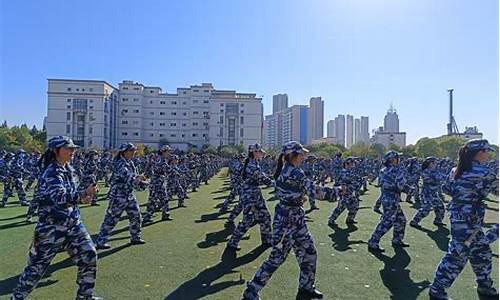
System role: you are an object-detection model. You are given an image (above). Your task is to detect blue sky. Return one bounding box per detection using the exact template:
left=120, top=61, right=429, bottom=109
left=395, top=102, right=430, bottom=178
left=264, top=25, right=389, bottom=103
left=1, top=0, right=498, bottom=144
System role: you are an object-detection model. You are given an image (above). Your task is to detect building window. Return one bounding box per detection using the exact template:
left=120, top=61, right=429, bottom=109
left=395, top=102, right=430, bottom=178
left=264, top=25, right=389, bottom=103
left=123, top=87, right=129, bottom=90
left=122, top=98, right=128, bottom=102
left=150, top=100, right=153, bottom=104
left=170, top=123, right=177, bottom=127
left=67, top=99, right=71, bottom=102
left=134, top=87, right=140, bottom=90
left=122, top=120, right=128, bottom=124
left=150, top=122, right=154, bottom=126
left=240, top=116, right=244, bottom=125
left=133, top=98, right=139, bottom=102
left=132, top=120, right=139, bottom=125
left=204, top=90, right=210, bottom=93
left=160, top=101, right=166, bottom=104
left=193, top=100, right=199, bottom=104
left=150, top=112, right=154, bottom=115
left=76, top=88, right=79, bottom=91
left=171, top=112, right=177, bottom=116
left=150, top=133, right=154, bottom=137
left=89, top=88, right=93, bottom=92
left=182, top=112, right=187, bottom=116
left=182, top=91, right=187, bottom=95
left=89, top=106, right=93, bottom=109
left=181, top=134, right=185, bottom=138
left=66, top=112, right=71, bottom=121
left=240, top=128, right=244, bottom=137
left=66, top=124, right=71, bottom=134
left=122, top=132, right=128, bottom=136
left=240, top=110, right=244, bottom=113
left=170, top=134, right=176, bottom=137
left=203, top=111, right=209, bottom=115
left=193, top=111, right=199, bottom=115
left=159, top=134, right=164, bottom=137
left=150, top=90, right=154, bottom=93
left=89, top=100, right=93, bottom=103
left=203, top=100, right=209, bottom=104
left=193, top=89, right=199, bottom=92
left=82, top=88, right=85, bottom=92
left=182, top=101, right=187, bottom=105
left=122, top=109, right=128, bottom=113
left=67, top=105, right=71, bottom=109
left=220, top=109, right=224, bottom=113
left=160, top=112, right=165, bottom=116
left=220, top=103, right=224, bottom=107
left=89, top=127, right=93, bottom=134
left=67, top=88, right=71, bottom=91
left=193, top=122, right=198, bottom=126
left=171, top=101, right=177, bottom=105
left=219, top=116, right=223, bottom=124
left=133, top=109, right=139, bottom=113
left=160, top=123, right=165, bottom=126
left=192, top=133, right=198, bottom=137
left=203, top=122, right=208, bottom=126
left=240, top=103, right=244, bottom=107
left=182, top=123, right=187, bottom=127
left=133, top=132, right=139, bottom=136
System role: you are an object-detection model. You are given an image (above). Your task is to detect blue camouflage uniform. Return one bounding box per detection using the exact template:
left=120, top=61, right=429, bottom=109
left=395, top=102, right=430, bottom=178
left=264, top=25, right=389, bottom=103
left=410, top=157, right=447, bottom=226
left=243, top=141, right=333, bottom=300
left=143, top=151, right=171, bottom=222
left=429, top=139, right=499, bottom=299
left=328, top=157, right=359, bottom=225
left=227, top=144, right=274, bottom=249
left=11, top=136, right=98, bottom=300
left=96, top=144, right=147, bottom=247
left=368, top=151, right=408, bottom=249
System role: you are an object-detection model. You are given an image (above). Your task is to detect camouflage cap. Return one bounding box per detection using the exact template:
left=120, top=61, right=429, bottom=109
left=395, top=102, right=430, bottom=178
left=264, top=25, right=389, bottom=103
left=118, top=143, right=137, bottom=152
left=248, top=143, right=265, bottom=153
left=424, top=156, right=438, bottom=163
left=281, top=141, right=309, bottom=156
left=465, top=139, right=495, bottom=152
left=48, top=136, right=80, bottom=150
left=383, top=150, right=402, bottom=162
left=159, top=145, right=171, bottom=152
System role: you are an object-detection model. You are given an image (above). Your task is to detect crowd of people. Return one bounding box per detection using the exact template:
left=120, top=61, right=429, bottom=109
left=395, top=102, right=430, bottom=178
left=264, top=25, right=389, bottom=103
left=0, top=136, right=498, bottom=300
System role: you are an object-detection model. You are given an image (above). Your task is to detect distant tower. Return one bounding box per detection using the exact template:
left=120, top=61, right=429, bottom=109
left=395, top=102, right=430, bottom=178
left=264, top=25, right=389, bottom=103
left=446, top=89, right=459, bottom=135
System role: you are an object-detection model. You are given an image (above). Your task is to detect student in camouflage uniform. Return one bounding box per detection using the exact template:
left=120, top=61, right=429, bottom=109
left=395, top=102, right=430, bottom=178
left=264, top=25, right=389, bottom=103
left=0, top=152, right=14, bottom=206
left=404, top=157, right=421, bottom=204
left=95, top=143, right=148, bottom=250
left=79, top=150, right=100, bottom=206
left=242, top=141, right=334, bottom=300
left=226, top=143, right=274, bottom=251
left=429, top=139, right=499, bottom=300
left=2, top=150, right=29, bottom=207
left=11, top=136, right=101, bottom=300
left=367, top=150, right=409, bottom=252
left=220, top=154, right=245, bottom=213
left=143, top=146, right=173, bottom=223
left=328, top=157, right=359, bottom=227
left=410, top=157, right=447, bottom=228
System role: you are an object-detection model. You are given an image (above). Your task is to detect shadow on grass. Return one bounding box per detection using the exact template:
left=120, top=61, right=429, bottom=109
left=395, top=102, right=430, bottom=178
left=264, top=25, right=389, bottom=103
left=197, top=227, right=233, bottom=249
left=412, top=225, right=450, bottom=252
left=0, top=213, right=27, bottom=221
left=195, top=212, right=227, bottom=224
left=328, top=223, right=365, bottom=251
left=163, top=245, right=268, bottom=300
left=0, top=220, right=33, bottom=230
left=370, top=247, right=430, bottom=300
left=0, top=243, right=131, bottom=297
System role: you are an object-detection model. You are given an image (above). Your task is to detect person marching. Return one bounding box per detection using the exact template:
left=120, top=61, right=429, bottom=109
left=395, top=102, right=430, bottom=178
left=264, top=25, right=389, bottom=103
left=429, top=139, right=499, bottom=300
left=226, top=143, right=274, bottom=251
left=242, top=141, right=334, bottom=300
left=11, top=136, right=101, bottom=300
left=95, top=143, right=148, bottom=250
left=367, top=150, right=409, bottom=252
left=409, top=157, right=447, bottom=228
left=327, top=156, right=359, bottom=227
left=143, top=145, right=173, bottom=223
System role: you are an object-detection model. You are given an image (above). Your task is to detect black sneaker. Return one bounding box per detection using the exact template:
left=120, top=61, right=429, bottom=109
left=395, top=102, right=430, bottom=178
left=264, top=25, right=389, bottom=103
left=142, top=218, right=153, bottom=224
left=131, top=239, right=146, bottom=245
left=96, top=243, right=111, bottom=250
left=409, top=222, right=421, bottom=229
left=162, top=216, right=173, bottom=221
left=226, top=244, right=241, bottom=251
left=327, top=221, right=337, bottom=229
left=477, top=286, right=499, bottom=298
left=433, top=222, right=446, bottom=226
left=429, top=291, right=451, bottom=300
left=91, top=202, right=101, bottom=206
left=346, top=220, right=358, bottom=224
left=296, top=287, right=324, bottom=299
left=373, top=208, right=382, bottom=214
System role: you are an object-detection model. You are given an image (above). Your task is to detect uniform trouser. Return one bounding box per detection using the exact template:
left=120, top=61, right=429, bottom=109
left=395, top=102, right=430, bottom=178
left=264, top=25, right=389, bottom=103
left=368, top=197, right=406, bottom=246
left=430, top=224, right=493, bottom=295
left=227, top=201, right=243, bottom=223
left=3, top=178, right=27, bottom=204
left=405, top=183, right=420, bottom=202
left=26, top=189, right=41, bottom=219
left=144, top=186, right=169, bottom=220
left=328, top=195, right=358, bottom=222
left=12, top=222, right=97, bottom=300
left=221, top=185, right=240, bottom=211
left=411, top=190, right=444, bottom=225
left=96, top=195, right=142, bottom=245
left=228, top=197, right=272, bottom=247
left=245, top=205, right=317, bottom=296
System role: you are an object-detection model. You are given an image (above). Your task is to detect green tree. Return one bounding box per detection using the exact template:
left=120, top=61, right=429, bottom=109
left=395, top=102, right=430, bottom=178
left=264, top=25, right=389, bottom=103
left=438, top=136, right=465, bottom=159
left=415, top=137, right=441, bottom=157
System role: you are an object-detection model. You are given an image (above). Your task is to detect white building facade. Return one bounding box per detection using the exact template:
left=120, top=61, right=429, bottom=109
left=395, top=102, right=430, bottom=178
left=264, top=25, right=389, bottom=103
left=47, top=79, right=263, bottom=150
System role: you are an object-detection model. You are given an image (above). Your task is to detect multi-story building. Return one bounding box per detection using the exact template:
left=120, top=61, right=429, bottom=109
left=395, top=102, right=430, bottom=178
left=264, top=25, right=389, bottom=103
left=354, top=118, right=361, bottom=144
left=334, top=114, right=346, bottom=147
left=346, top=114, right=354, bottom=148
left=327, top=120, right=336, bottom=138
left=371, top=105, right=406, bottom=148
left=307, top=97, right=324, bottom=144
left=272, top=94, right=288, bottom=114
left=47, top=79, right=263, bottom=150
left=360, top=116, right=370, bottom=144
left=263, top=104, right=308, bottom=148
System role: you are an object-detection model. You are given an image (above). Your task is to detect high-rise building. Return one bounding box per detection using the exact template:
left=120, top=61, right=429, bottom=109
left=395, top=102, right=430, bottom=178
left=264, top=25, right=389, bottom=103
left=47, top=79, right=263, bottom=150
left=307, top=97, right=324, bottom=144
left=273, top=94, right=288, bottom=114
left=289, top=105, right=309, bottom=145
left=354, top=118, right=361, bottom=144
left=327, top=120, right=336, bottom=138
left=346, top=114, right=354, bottom=148
left=383, top=104, right=399, bottom=132
left=334, top=114, right=345, bottom=147
left=360, top=116, right=369, bottom=143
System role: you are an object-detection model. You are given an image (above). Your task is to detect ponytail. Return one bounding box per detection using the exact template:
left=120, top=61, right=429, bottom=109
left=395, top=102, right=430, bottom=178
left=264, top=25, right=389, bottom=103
left=41, top=149, right=57, bottom=172
left=273, top=153, right=285, bottom=180
left=454, top=146, right=480, bottom=179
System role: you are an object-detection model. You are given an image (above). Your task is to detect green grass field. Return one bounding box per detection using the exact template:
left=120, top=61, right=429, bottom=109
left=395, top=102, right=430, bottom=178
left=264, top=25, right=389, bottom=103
left=0, top=169, right=498, bottom=300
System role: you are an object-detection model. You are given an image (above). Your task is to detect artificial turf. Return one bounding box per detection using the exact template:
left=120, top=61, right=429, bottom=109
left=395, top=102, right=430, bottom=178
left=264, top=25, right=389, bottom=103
left=0, top=169, right=498, bottom=300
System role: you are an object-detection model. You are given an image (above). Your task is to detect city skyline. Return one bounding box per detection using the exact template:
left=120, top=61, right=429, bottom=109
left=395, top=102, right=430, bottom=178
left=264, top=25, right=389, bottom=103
left=1, top=0, right=498, bottom=145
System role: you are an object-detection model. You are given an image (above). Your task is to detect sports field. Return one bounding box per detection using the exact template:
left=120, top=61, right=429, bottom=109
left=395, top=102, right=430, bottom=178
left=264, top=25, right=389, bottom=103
left=0, top=169, right=498, bottom=300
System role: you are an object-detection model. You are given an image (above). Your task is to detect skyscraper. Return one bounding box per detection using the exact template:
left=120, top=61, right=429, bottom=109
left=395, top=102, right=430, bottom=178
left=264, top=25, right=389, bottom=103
left=354, top=118, right=361, bottom=144
left=346, top=114, right=354, bottom=148
left=327, top=120, right=336, bottom=138
left=360, top=116, right=369, bottom=143
left=334, top=114, right=345, bottom=147
left=307, top=97, right=324, bottom=144
left=272, top=94, right=288, bottom=114
left=383, top=104, right=399, bottom=132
